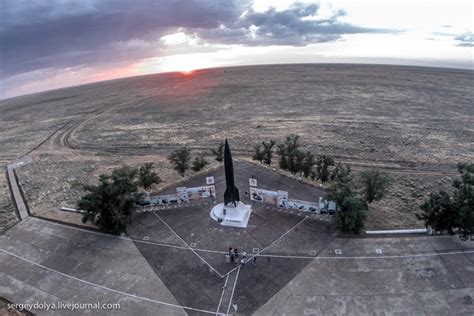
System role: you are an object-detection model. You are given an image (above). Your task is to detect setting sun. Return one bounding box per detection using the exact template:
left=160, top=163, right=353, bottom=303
left=180, top=70, right=194, bottom=75
left=134, top=51, right=228, bottom=76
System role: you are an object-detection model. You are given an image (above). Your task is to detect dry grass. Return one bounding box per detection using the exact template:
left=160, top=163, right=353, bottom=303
left=1, top=64, right=472, bottom=230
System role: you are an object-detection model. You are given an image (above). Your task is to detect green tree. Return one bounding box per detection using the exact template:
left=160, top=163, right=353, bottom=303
left=419, top=191, right=457, bottom=234
left=301, top=151, right=316, bottom=178
left=418, top=163, right=474, bottom=239
left=454, top=163, right=474, bottom=238
left=359, top=169, right=392, bottom=203
left=137, top=163, right=161, bottom=191
left=191, top=154, right=209, bottom=172
left=262, top=140, right=276, bottom=165
left=78, top=166, right=138, bottom=235
left=277, top=134, right=303, bottom=173
left=335, top=196, right=368, bottom=235
left=316, top=155, right=335, bottom=183
left=168, top=147, right=191, bottom=176
left=295, top=150, right=305, bottom=175
left=326, top=165, right=368, bottom=234
left=326, top=164, right=353, bottom=206
left=252, top=143, right=265, bottom=163
left=211, top=142, right=224, bottom=162
left=330, top=162, right=343, bottom=181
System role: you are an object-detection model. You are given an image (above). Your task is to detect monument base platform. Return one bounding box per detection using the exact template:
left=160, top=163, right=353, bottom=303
left=210, top=201, right=252, bottom=228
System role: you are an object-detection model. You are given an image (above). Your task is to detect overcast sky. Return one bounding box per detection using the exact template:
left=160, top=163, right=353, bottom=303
left=1, top=0, right=473, bottom=99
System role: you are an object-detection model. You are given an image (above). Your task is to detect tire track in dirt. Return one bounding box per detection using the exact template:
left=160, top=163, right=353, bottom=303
left=52, top=106, right=118, bottom=156
left=46, top=98, right=459, bottom=177
left=66, top=139, right=457, bottom=176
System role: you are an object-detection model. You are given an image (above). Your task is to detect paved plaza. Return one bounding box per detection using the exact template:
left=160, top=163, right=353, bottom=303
left=2, top=216, right=474, bottom=315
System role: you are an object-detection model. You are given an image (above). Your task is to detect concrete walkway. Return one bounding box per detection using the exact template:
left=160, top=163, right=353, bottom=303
left=6, top=156, right=33, bottom=220
left=0, top=217, right=187, bottom=315
left=256, top=236, right=474, bottom=315
left=216, top=266, right=241, bottom=315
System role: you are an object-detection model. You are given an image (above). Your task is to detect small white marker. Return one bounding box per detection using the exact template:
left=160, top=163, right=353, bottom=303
left=375, top=248, right=383, bottom=254
left=335, top=249, right=342, bottom=255
left=309, top=250, right=317, bottom=256
left=190, top=243, right=197, bottom=248
left=253, top=248, right=259, bottom=253
left=143, top=236, right=150, bottom=241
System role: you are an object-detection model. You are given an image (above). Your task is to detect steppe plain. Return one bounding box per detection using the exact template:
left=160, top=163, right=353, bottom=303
left=1, top=64, right=474, bottom=315
left=1, top=64, right=472, bottom=231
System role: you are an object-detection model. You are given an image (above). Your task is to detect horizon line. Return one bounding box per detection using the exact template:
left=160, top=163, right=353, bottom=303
left=1, top=61, right=473, bottom=102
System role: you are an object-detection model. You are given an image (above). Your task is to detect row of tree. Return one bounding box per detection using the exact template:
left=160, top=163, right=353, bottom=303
left=168, top=147, right=209, bottom=176
left=250, top=134, right=473, bottom=238
left=251, top=134, right=337, bottom=183
left=79, top=137, right=392, bottom=235
left=78, top=137, right=472, bottom=240
left=249, top=134, right=394, bottom=234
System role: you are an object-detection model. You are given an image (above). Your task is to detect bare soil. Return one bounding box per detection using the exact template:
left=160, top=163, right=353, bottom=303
left=0, top=64, right=472, bottom=231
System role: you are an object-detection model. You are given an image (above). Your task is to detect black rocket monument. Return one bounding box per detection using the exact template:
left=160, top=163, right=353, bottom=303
left=210, top=139, right=252, bottom=228
left=223, top=139, right=240, bottom=207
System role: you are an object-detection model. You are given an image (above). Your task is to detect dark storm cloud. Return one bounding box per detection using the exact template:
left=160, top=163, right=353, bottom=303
left=0, top=0, right=251, bottom=76
left=0, top=0, right=391, bottom=77
left=454, top=32, right=473, bottom=47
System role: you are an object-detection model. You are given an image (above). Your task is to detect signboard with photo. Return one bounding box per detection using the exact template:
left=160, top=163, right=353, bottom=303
left=287, top=198, right=319, bottom=213
left=176, top=187, right=189, bottom=203
left=250, top=187, right=278, bottom=205
left=200, top=185, right=216, bottom=198
left=277, top=190, right=289, bottom=209
left=150, top=194, right=180, bottom=206
left=206, top=176, right=215, bottom=185
left=249, top=178, right=257, bottom=187
left=187, top=185, right=216, bottom=200
left=262, top=189, right=278, bottom=205
left=187, top=187, right=203, bottom=200
left=250, top=187, right=263, bottom=202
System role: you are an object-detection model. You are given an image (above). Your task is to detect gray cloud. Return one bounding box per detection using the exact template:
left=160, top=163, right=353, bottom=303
left=432, top=31, right=473, bottom=47
left=454, top=32, right=473, bottom=47
left=0, top=0, right=391, bottom=78
left=196, top=3, right=391, bottom=46
left=0, top=0, right=251, bottom=76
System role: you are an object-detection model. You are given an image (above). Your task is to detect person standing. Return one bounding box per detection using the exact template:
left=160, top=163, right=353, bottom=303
left=252, top=256, right=257, bottom=266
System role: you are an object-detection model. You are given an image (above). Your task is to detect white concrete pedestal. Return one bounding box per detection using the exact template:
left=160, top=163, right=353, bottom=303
left=210, top=201, right=252, bottom=228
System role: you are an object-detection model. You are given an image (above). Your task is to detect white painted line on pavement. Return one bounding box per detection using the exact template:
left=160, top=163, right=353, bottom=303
left=215, top=273, right=230, bottom=315
left=251, top=249, right=474, bottom=260
left=226, top=266, right=241, bottom=315
left=152, top=212, right=224, bottom=278
left=225, top=216, right=309, bottom=276
left=366, top=228, right=427, bottom=234
left=28, top=216, right=226, bottom=255
left=26, top=216, right=474, bottom=262
left=0, top=248, right=221, bottom=315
